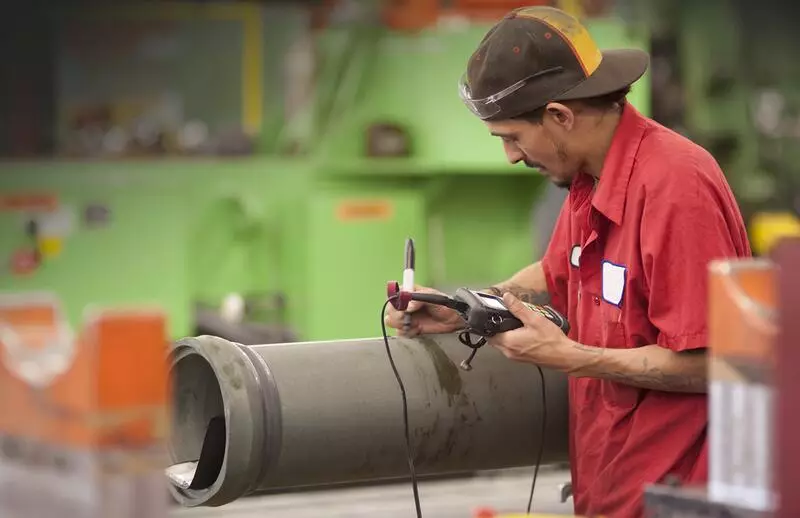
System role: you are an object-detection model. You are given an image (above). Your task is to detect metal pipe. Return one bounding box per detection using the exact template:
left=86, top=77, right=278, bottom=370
left=167, top=334, right=570, bottom=507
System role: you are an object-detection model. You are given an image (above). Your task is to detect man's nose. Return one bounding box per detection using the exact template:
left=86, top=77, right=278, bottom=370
left=504, top=146, right=525, bottom=165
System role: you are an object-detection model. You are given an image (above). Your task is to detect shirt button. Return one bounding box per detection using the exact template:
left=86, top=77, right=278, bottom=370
left=593, top=296, right=600, bottom=305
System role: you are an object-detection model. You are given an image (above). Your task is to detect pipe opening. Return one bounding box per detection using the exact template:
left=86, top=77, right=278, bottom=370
left=167, top=353, right=226, bottom=492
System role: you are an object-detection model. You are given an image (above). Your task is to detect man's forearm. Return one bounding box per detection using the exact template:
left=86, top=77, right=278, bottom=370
left=484, top=261, right=551, bottom=305
left=562, top=342, right=708, bottom=393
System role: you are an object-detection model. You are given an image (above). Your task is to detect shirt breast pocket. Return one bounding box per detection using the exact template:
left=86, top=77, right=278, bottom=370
left=599, top=259, right=629, bottom=349
left=595, top=301, right=638, bottom=412
left=599, top=301, right=628, bottom=349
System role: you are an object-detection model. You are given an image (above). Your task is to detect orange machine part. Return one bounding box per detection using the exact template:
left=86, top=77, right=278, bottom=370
left=383, top=0, right=438, bottom=31
left=708, top=259, right=777, bottom=363
left=383, top=0, right=554, bottom=31
left=0, top=302, right=168, bottom=449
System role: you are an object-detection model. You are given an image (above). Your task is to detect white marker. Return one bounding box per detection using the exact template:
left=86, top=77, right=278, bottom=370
left=402, top=238, right=415, bottom=332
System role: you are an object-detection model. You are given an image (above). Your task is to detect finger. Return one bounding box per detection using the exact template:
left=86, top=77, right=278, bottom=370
left=384, top=311, right=421, bottom=333
left=398, top=322, right=422, bottom=337
left=387, top=304, right=414, bottom=322
left=384, top=311, right=404, bottom=329
left=405, top=284, right=437, bottom=313
left=488, top=338, right=515, bottom=359
left=501, top=292, right=536, bottom=325
left=403, top=326, right=422, bottom=338
left=487, top=334, right=507, bottom=350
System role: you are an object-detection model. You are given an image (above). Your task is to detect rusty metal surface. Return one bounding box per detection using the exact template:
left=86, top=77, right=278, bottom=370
left=168, top=334, right=570, bottom=507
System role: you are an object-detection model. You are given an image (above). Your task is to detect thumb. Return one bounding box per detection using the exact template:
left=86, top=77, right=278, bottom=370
left=502, top=292, right=536, bottom=325
left=406, top=300, right=424, bottom=312
left=405, top=286, right=429, bottom=313
left=405, top=285, right=433, bottom=313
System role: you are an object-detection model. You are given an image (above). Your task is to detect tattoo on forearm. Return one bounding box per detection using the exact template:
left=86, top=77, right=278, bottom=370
left=604, top=355, right=706, bottom=393
left=487, top=283, right=551, bottom=305
left=574, top=345, right=707, bottom=393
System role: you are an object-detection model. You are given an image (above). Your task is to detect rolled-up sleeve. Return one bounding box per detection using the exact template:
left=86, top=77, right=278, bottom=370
left=640, top=162, right=748, bottom=352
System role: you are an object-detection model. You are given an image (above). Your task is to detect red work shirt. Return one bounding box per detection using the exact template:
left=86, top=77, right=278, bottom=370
left=541, top=103, right=751, bottom=517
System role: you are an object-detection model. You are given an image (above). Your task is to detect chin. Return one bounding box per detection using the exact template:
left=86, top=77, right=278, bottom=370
left=552, top=178, right=573, bottom=189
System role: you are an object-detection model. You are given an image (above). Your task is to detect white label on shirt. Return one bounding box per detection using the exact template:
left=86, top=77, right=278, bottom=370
left=601, top=260, right=626, bottom=306
left=569, top=245, right=582, bottom=267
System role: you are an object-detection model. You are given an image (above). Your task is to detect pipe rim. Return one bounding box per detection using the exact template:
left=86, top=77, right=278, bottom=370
left=167, top=335, right=275, bottom=507
left=238, top=342, right=283, bottom=486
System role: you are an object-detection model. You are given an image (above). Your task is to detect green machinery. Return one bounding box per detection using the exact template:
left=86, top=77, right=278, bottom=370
left=645, top=0, right=800, bottom=221
left=0, top=3, right=650, bottom=342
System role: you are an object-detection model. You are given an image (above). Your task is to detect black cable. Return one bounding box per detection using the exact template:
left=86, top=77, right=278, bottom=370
left=457, top=331, right=485, bottom=370
left=526, top=364, right=547, bottom=514
left=380, top=297, right=548, bottom=517
left=453, top=328, right=548, bottom=512
left=381, top=297, right=423, bottom=518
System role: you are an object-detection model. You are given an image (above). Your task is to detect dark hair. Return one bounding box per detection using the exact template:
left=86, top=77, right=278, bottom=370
left=513, top=85, right=632, bottom=124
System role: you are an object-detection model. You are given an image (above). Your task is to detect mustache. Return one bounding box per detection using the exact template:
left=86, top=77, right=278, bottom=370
left=525, top=160, right=544, bottom=169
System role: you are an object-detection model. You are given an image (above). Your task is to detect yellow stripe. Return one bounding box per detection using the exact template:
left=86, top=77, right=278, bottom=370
left=516, top=7, right=601, bottom=76
left=241, top=5, right=264, bottom=135
left=557, top=0, right=585, bottom=19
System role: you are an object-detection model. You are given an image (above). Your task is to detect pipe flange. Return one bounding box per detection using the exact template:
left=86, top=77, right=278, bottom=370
left=167, top=335, right=276, bottom=506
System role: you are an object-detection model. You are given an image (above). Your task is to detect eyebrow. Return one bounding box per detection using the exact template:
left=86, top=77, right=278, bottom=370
left=490, top=131, right=515, bottom=139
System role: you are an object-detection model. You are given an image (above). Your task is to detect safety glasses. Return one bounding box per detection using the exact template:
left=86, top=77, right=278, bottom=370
left=458, top=66, right=563, bottom=120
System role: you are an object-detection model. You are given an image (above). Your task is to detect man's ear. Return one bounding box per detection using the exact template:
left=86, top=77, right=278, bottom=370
left=543, top=102, right=575, bottom=131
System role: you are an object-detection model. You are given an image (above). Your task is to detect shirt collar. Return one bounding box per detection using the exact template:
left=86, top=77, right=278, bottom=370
left=590, top=102, right=648, bottom=226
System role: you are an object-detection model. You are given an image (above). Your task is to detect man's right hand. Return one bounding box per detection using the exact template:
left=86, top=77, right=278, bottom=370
left=384, top=285, right=465, bottom=337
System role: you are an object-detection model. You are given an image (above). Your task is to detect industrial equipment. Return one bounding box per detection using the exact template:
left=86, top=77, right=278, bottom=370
left=0, top=295, right=170, bottom=518
left=641, top=238, right=800, bottom=518
left=5, top=0, right=800, bottom=516
left=0, top=1, right=650, bottom=345
left=165, top=333, right=570, bottom=507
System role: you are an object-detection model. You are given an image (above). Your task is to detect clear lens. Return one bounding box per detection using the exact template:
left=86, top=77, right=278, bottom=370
left=458, top=72, right=526, bottom=120
left=458, top=67, right=565, bottom=120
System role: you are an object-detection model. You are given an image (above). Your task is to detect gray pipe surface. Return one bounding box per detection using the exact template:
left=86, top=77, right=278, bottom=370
left=167, top=333, right=570, bottom=507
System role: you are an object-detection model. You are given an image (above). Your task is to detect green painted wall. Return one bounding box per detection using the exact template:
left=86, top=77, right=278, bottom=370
left=675, top=0, right=800, bottom=214
left=315, top=17, right=651, bottom=171
left=0, top=9, right=650, bottom=342
left=0, top=161, right=547, bottom=341
left=0, top=159, right=300, bottom=338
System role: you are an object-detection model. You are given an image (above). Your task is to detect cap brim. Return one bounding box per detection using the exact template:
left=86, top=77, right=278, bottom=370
left=554, top=48, right=649, bottom=101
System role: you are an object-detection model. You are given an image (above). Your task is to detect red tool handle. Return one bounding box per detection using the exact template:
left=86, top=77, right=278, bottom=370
left=387, top=281, right=412, bottom=310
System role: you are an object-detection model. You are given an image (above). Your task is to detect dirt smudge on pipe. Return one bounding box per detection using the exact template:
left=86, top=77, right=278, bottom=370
left=417, top=337, right=462, bottom=399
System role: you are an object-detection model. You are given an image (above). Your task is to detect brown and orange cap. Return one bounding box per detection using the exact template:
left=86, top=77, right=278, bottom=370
left=459, top=6, right=649, bottom=121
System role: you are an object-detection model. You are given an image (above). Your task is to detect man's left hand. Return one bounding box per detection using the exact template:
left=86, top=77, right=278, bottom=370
left=487, top=292, right=572, bottom=370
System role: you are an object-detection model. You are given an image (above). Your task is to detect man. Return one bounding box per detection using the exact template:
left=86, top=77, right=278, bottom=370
left=385, top=6, right=751, bottom=518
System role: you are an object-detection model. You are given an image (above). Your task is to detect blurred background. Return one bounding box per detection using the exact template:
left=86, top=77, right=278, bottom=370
left=1, top=0, right=799, bottom=345
left=1, top=0, right=800, bottom=517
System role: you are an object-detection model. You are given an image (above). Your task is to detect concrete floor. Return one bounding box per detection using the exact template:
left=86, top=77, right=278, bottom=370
left=172, top=467, right=575, bottom=518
